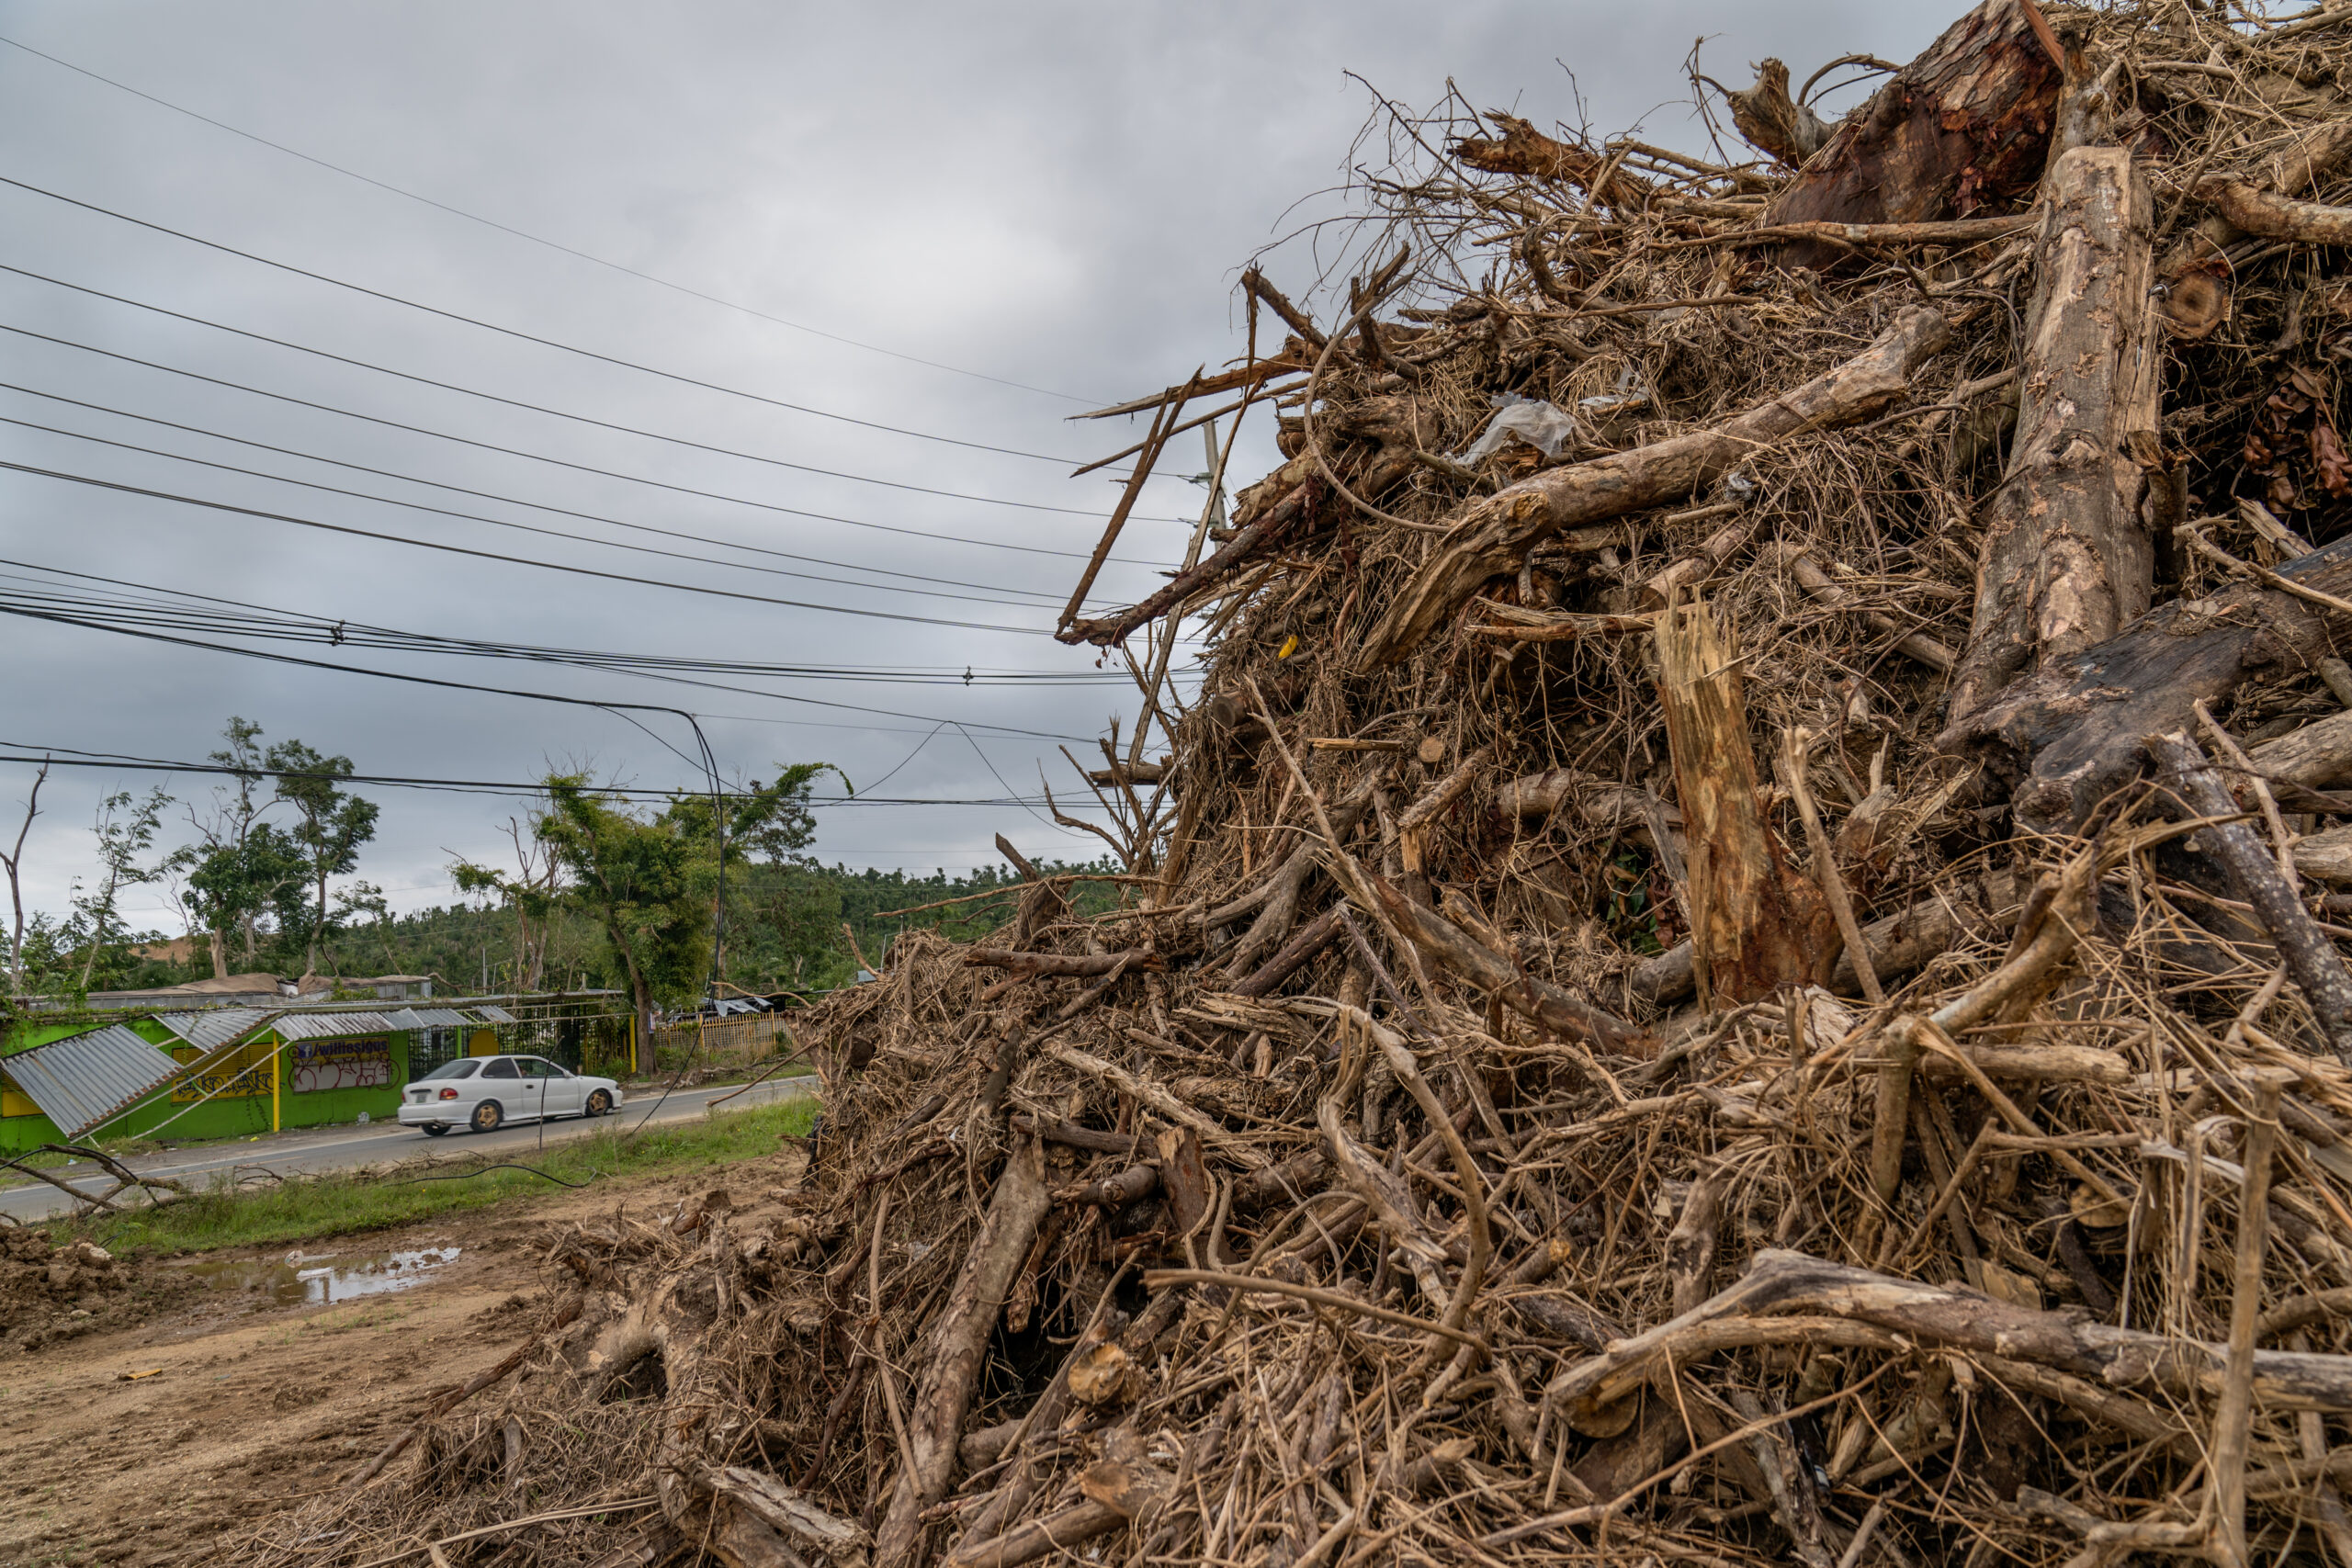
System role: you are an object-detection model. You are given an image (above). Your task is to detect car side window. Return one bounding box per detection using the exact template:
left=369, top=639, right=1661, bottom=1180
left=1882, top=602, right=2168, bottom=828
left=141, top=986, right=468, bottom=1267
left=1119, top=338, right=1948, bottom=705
left=535, top=1060, right=572, bottom=1078
left=481, top=1058, right=520, bottom=1079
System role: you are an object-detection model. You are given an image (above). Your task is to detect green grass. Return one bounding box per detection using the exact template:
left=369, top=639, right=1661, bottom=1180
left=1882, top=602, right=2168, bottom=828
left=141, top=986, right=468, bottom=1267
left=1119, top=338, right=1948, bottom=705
left=48, top=1096, right=819, bottom=1257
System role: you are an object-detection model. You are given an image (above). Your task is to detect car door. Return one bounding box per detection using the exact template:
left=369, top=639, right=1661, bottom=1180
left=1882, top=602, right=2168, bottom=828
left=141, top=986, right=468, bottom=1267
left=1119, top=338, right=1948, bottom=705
left=477, top=1055, right=521, bottom=1118
left=506, top=1056, right=554, bottom=1122
left=530, top=1059, right=583, bottom=1117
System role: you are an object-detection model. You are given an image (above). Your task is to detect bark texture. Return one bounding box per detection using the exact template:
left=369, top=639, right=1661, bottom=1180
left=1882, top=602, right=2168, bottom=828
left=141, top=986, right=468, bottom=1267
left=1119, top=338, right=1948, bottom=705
left=2151, top=731, right=2352, bottom=1066
left=875, top=1139, right=1053, bottom=1566
left=1761, top=0, right=2064, bottom=268
left=1945, top=147, right=2159, bottom=726
left=1941, top=532, right=2352, bottom=830
left=1545, top=1248, right=2352, bottom=1419
left=1358, top=305, right=1951, bottom=667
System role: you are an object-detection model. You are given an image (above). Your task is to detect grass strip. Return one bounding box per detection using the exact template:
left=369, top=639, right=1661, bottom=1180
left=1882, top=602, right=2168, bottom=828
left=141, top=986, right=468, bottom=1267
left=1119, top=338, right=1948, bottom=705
left=47, top=1097, right=819, bottom=1256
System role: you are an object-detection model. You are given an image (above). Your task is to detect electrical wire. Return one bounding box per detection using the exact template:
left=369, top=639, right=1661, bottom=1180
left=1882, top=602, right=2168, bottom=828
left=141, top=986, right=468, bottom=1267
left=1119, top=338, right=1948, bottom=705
left=0, top=596, right=1102, bottom=738
left=0, top=743, right=1096, bottom=809
left=0, top=176, right=1113, bottom=463
left=0, top=263, right=1170, bottom=516
left=0, top=379, right=1121, bottom=599
left=0, top=412, right=1101, bottom=611
left=0, top=567, right=1153, bottom=682
left=0, top=320, right=1166, bottom=561
left=0, top=35, right=1095, bottom=403
left=0, top=458, right=1069, bottom=636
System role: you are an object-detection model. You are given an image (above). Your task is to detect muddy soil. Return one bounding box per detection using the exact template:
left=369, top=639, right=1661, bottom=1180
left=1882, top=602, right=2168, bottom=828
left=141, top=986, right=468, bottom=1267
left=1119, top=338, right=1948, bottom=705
left=0, top=1150, right=805, bottom=1567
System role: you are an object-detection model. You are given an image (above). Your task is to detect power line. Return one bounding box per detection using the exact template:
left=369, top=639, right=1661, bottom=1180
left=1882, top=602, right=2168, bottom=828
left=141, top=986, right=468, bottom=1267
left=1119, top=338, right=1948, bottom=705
left=0, top=560, right=1157, bottom=684
left=0, top=319, right=1166, bottom=562
left=0, top=31, right=1096, bottom=404
left=0, top=378, right=1113, bottom=598
left=0, top=175, right=1114, bottom=462
left=0, top=412, right=1093, bottom=612
left=0, top=262, right=1166, bottom=517
left=0, top=595, right=1104, bottom=739
left=0, top=458, right=1063, bottom=637
left=0, top=743, right=1095, bottom=808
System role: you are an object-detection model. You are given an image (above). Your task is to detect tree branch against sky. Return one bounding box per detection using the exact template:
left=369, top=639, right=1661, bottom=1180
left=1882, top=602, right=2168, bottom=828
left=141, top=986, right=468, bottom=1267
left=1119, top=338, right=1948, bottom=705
left=1, top=760, right=49, bottom=992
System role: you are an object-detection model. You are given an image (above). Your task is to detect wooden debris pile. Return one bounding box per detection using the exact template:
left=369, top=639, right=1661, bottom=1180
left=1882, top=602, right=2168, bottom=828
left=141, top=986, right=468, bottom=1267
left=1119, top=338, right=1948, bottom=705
left=232, top=4, right=2352, bottom=1563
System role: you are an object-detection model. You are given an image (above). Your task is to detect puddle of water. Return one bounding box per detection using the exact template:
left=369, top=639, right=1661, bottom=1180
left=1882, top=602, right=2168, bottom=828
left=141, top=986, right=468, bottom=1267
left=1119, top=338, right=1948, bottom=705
left=184, top=1245, right=462, bottom=1306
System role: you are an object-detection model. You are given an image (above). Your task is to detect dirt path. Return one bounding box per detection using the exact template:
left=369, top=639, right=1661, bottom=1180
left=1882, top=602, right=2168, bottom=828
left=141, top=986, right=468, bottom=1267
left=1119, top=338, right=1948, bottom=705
left=0, top=1157, right=796, bottom=1567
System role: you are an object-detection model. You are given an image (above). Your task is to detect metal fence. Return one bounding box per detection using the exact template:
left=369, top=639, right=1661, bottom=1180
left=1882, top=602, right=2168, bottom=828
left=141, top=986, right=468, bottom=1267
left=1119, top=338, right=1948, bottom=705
left=647, top=1014, right=795, bottom=1074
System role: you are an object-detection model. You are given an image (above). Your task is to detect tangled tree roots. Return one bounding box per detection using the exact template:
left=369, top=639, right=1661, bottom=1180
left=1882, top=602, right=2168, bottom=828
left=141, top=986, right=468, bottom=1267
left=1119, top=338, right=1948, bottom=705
left=229, top=4, right=2352, bottom=1564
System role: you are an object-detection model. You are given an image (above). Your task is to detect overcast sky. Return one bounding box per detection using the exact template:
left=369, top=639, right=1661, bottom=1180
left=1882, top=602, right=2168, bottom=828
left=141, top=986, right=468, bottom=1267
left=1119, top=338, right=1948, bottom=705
left=0, top=0, right=1949, bottom=938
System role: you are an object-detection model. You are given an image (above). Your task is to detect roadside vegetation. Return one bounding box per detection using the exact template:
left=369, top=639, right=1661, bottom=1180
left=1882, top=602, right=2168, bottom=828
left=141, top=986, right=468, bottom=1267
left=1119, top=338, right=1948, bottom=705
left=41, top=1096, right=816, bottom=1256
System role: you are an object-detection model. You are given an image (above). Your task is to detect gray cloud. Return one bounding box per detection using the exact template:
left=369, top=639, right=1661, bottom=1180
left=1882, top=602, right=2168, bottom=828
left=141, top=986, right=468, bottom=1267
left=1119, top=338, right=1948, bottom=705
left=0, top=0, right=1942, bottom=931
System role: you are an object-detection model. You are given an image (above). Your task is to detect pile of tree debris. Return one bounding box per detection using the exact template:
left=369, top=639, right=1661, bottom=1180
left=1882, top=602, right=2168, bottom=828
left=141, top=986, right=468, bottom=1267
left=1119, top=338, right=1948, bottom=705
left=233, top=4, right=2352, bottom=1563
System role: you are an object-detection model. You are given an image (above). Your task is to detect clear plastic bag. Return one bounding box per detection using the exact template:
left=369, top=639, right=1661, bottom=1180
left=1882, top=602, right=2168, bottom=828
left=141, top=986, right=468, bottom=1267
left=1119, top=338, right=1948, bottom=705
left=1462, top=396, right=1577, bottom=461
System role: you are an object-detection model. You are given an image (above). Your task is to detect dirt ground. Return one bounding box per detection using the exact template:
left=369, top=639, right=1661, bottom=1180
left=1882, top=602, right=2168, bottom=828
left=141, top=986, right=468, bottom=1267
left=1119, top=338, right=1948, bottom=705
left=0, top=1152, right=805, bottom=1567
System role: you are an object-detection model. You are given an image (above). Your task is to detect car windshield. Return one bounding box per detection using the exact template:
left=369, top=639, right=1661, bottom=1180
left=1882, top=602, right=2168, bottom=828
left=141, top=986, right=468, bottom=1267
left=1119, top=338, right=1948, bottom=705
left=417, top=1060, right=479, bottom=1081
left=481, top=1058, right=520, bottom=1079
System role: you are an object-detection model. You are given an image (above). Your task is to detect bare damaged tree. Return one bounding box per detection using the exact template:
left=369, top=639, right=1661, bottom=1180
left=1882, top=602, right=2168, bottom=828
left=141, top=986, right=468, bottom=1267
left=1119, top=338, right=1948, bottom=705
left=1, top=759, right=47, bottom=992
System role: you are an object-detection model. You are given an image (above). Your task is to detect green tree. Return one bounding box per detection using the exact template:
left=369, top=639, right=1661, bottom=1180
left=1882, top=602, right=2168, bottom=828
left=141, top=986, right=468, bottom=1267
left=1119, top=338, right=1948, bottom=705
left=71, top=784, right=172, bottom=989
left=265, top=739, right=380, bottom=977
left=177, top=717, right=300, bottom=976
left=180, top=822, right=306, bottom=976
left=535, top=765, right=834, bottom=1043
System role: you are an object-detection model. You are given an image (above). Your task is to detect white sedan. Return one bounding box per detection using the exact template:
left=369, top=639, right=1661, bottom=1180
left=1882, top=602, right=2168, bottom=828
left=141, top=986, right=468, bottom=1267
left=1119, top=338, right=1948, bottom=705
left=397, top=1055, right=623, bottom=1135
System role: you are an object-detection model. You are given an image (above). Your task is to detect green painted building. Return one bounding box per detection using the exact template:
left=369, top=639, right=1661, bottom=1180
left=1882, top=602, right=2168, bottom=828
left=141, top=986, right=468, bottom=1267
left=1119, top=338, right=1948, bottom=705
left=0, top=997, right=602, bottom=1155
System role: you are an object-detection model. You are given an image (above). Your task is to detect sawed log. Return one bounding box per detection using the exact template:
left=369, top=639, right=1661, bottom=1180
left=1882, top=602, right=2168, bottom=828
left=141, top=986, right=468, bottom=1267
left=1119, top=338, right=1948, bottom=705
left=1358, top=305, right=1950, bottom=667
left=1946, top=147, right=2159, bottom=727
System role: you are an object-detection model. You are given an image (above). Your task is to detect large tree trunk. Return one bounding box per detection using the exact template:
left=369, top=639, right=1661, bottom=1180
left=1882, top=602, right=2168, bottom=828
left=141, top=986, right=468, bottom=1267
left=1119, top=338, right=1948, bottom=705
left=1358, top=305, right=1950, bottom=668
left=1945, top=146, right=2159, bottom=725
left=1655, top=597, right=1828, bottom=1006
left=1762, top=0, right=2064, bottom=270
left=1940, top=532, right=2352, bottom=830
left=209, top=927, right=230, bottom=982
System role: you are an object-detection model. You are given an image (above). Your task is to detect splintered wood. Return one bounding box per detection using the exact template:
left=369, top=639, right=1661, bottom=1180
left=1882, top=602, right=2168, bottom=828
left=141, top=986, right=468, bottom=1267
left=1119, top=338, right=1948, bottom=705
left=1654, top=593, right=1826, bottom=1007
left=220, top=5, right=2352, bottom=1567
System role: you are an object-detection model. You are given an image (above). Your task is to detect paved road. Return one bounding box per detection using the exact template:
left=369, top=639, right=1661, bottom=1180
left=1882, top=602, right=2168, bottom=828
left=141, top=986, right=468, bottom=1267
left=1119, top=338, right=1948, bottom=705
left=1, top=1076, right=819, bottom=1224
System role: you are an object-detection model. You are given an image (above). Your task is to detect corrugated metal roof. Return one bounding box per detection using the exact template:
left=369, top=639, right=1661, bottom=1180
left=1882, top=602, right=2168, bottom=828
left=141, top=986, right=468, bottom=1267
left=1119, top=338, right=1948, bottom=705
left=381, top=1007, right=469, bottom=1031
left=0, top=1024, right=183, bottom=1138
left=473, top=1004, right=516, bottom=1024
left=153, top=1008, right=274, bottom=1051
left=271, top=1010, right=399, bottom=1041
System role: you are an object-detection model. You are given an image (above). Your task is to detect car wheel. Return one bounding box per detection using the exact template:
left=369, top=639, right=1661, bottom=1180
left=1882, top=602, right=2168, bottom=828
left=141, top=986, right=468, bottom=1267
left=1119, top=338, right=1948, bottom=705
left=470, top=1100, right=504, bottom=1134
left=585, top=1089, right=613, bottom=1118
left=421, top=1123, right=449, bottom=1137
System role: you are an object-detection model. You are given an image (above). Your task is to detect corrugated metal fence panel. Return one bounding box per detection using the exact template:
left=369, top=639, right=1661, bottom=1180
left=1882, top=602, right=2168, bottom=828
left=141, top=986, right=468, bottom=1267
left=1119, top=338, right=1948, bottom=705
left=153, top=1008, right=273, bottom=1051
left=2, top=1024, right=184, bottom=1138
left=272, top=1010, right=398, bottom=1041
